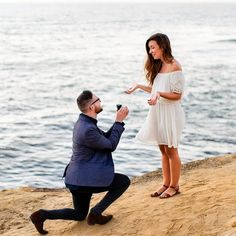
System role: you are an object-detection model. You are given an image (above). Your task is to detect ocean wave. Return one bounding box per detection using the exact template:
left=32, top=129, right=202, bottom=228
left=214, top=39, right=236, bottom=43
left=1, top=2, right=236, bottom=189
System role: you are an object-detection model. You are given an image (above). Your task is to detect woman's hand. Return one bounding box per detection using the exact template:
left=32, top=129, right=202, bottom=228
left=147, top=92, right=160, bottom=105
left=125, top=83, right=138, bottom=94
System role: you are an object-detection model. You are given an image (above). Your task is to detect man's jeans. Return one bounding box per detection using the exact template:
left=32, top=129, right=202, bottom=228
left=41, top=173, right=130, bottom=221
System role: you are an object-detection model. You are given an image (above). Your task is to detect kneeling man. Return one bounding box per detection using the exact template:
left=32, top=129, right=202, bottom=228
left=30, top=90, right=130, bottom=234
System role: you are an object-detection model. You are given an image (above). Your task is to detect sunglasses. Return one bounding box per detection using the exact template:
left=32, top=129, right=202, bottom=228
left=90, top=98, right=101, bottom=106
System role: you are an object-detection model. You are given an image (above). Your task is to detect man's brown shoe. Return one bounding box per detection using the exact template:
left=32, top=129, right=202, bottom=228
left=87, top=212, right=113, bottom=225
left=30, top=210, right=48, bottom=234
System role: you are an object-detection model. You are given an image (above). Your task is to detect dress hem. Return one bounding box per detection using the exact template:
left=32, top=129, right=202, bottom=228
left=134, top=138, right=179, bottom=148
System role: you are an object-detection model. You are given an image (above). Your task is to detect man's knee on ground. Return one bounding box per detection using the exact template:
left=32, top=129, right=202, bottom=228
left=77, top=214, right=87, bottom=221
left=124, top=175, right=131, bottom=188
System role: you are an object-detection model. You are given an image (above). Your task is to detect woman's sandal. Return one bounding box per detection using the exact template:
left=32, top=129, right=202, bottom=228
left=159, top=186, right=180, bottom=199
left=150, top=185, right=169, bottom=197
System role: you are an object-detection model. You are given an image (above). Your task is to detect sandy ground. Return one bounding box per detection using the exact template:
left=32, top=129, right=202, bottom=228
left=0, top=154, right=236, bottom=236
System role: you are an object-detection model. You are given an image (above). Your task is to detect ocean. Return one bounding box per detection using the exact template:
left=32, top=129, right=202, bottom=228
left=0, top=2, right=235, bottom=189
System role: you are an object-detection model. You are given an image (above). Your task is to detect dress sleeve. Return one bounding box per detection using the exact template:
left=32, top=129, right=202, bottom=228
left=170, top=72, right=185, bottom=93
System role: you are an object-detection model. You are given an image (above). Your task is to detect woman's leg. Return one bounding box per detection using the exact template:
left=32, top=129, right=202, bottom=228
left=160, top=145, right=171, bottom=187
left=151, top=145, right=170, bottom=196
left=160, top=147, right=181, bottom=197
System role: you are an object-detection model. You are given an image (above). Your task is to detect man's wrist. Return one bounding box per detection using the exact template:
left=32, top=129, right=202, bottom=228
left=115, top=121, right=125, bottom=126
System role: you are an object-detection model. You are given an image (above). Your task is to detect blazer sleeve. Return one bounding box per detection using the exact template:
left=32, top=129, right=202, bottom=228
left=85, top=122, right=125, bottom=152
left=101, top=122, right=124, bottom=137
left=100, top=124, right=114, bottom=138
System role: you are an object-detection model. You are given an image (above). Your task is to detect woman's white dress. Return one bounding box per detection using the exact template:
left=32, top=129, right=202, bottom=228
left=135, top=71, right=185, bottom=148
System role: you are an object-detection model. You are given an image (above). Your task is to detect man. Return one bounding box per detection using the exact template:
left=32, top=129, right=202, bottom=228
left=30, top=90, right=130, bottom=234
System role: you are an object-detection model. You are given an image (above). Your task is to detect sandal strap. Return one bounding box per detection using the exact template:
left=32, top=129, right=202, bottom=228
left=170, top=186, right=179, bottom=191
left=151, top=185, right=169, bottom=197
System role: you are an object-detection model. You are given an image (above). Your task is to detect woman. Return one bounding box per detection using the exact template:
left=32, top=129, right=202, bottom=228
left=126, top=33, right=185, bottom=198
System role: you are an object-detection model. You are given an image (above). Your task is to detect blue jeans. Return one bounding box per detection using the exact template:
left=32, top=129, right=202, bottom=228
left=41, top=173, right=130, bottom=221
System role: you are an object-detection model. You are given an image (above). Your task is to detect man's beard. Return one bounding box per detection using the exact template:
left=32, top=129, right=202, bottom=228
left=95, top=106, right=103, bottom=114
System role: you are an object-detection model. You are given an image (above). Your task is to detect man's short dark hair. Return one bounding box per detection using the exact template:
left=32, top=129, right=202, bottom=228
left=77, top=90, right=93, bottom=112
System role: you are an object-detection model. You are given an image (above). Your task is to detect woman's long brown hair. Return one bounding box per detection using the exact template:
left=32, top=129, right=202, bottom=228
left=145, top=33, right=174, bottom=85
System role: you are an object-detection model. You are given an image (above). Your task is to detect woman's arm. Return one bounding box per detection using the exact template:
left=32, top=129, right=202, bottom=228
left=125, top=83, right=152, bottom=94
left=159, top=91, right=182, bottom=100
left=148, top=91, right=182, bottom=105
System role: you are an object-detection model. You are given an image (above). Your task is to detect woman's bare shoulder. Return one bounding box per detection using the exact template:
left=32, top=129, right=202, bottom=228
left=171, top=59, right=182, bottom=72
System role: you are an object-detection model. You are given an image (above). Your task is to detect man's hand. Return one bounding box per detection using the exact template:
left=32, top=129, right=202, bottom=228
left=115, top=106, right=129, bottom=123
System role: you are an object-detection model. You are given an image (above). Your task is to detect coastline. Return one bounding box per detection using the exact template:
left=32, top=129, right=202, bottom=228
left=0, top=154, right=236, bottom=236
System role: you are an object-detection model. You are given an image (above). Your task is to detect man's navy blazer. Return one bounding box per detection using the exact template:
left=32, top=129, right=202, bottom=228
left=64, top=113, right=125, bottom=187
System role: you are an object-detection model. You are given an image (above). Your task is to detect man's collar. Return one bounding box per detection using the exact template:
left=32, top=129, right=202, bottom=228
left=80, top=113, right=98, bottom=124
